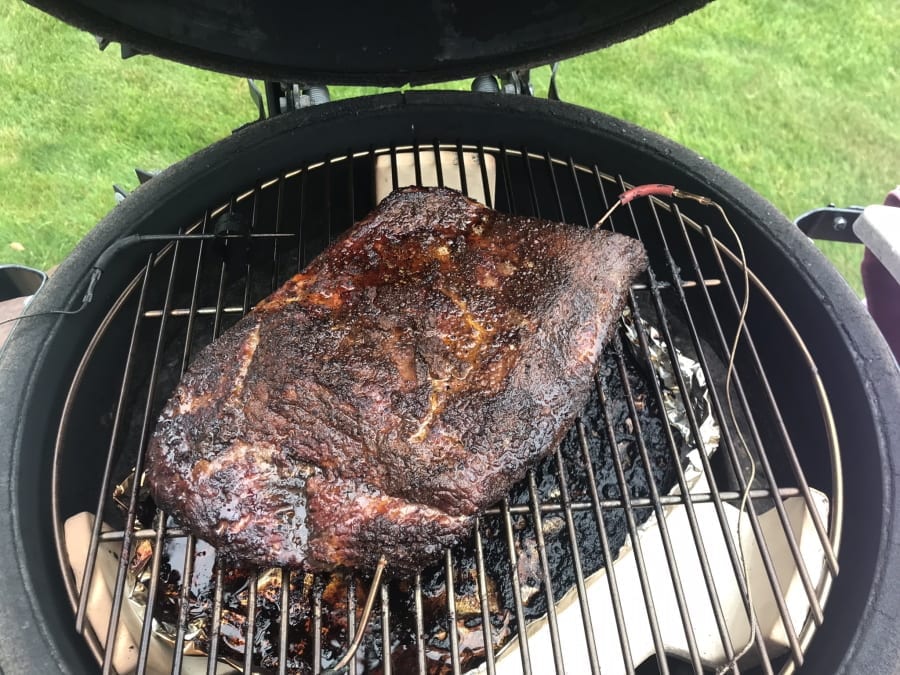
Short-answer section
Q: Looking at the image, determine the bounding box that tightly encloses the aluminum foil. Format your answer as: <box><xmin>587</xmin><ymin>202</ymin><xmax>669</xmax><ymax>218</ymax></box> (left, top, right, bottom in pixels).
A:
<box><xmin>116</xmin><ymin>480</ymin><xmax>215</xmax><ymax>664</ymax></box>
<box><xmin>127</xmin><ymin>537</ymin><xmax>210</xmax><ymax>659</ymax></box>
<box><xmin>620</xmin><ymin>307</ymin><xmax>721</xmax><ymax>473</ymax></box>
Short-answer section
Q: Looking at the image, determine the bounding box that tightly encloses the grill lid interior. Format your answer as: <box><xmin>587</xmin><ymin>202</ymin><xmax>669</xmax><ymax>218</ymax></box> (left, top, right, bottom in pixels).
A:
<box><xmin>24</xmin><ymin>0</ymin><xmax>710</xmax><ymax>86</ymax></box>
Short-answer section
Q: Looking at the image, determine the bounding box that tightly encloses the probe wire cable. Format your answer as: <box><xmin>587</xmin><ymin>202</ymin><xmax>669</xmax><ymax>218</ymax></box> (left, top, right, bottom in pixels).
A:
<box><xmin>597</xmin><ymin>184</ymin><xmax>757</xmax><ymax>674</ymax></box>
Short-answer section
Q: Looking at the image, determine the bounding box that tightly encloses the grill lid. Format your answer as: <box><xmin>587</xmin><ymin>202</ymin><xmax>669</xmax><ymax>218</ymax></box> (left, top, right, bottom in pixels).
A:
<box><xmin>24</xmin><ymin>0</ymin><xmax>710</xmax><ymax>86</ymax></box>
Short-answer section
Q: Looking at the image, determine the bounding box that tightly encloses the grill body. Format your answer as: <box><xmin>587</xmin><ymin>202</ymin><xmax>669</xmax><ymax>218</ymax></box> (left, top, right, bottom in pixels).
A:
<box><xmin>0</xmin><ymin>92</ymin><xmax>897</xmax><ymax>674</ymax></box>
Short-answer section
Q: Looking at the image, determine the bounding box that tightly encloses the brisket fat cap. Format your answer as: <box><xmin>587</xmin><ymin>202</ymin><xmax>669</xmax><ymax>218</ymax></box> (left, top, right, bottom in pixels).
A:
<box><xmin>146</xmin><ymin>186</ymin><xmax>647</xmax><ymax>572</ymax></box>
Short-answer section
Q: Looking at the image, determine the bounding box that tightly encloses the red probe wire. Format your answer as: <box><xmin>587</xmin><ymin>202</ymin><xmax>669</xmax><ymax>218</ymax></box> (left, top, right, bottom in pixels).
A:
<box><xmin>595</xmin><ymin>183</ymin><xmax>715</xmax><ymax>229</ymax></box>
<box><xmin>619</xmin><ymin>183</ymin><xmax>676</xmax><ymax>203</ymax></box>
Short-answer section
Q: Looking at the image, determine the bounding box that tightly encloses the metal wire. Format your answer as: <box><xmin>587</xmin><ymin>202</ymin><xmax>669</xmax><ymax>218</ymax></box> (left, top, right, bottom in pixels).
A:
<box><xmin>51</xmin><ymin>143</ymin><xmax>841</xmax><ymax>675</ymax></box>
<box><xmin>321</xmin><ymin>557</ymin><xmax>387</xmax><ymax>675</ymax></box>
<box><xmin>597</xmin><ymin>187</ymin><xmax>760</xmax><ymax>673</ymax></box>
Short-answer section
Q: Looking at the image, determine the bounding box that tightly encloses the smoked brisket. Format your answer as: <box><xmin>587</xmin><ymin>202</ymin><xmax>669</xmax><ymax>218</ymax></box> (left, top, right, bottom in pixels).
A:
<box><xmin>146</xmin><ymin>186</ymin><xmax>646</xmax><ymax>571</ymax></box>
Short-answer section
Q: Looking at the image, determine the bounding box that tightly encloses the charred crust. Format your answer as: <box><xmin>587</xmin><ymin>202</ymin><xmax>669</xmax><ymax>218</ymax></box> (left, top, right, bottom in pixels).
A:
<box><xmin>146</xmin><ymin>187</ymin><xmax>646</xmax><ymax>572</ymax></box>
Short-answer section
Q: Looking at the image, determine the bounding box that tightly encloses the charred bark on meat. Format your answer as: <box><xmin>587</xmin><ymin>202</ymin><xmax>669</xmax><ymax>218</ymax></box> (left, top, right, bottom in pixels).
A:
<box><xmin>145</xmin><ymin>186</ymin><xmax>647</xmax><ymax>572</ymax></box>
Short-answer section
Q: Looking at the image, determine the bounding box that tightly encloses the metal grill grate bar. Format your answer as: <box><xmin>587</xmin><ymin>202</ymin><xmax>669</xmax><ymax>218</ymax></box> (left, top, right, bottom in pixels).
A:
<box><xmin>567</xmin><ymin>157</ymin><xmax>592</xmax><ymax>228</ymax></box>
<box><xmin>138</xmin><ymin>281</ymin><xmax>726</xmax><ymax>317</ymax></box>
<box><xmin>312</xmin><ymin>578</ymin><xmax>324</xmax><ymax>673</ymax></box>
<box><xmin>297</xmin><ymin>166</ymin><xmax>310</xmax><ymax>273</ymax></box>
<box><xmin>477</xmin><ymin>145</ymin><xmax>494</xmax><ymax>209</ymax></box>
<box><xmin>93</xmin><ymin>485</ymin><xmax>812</xmax><ymax>542</ymax></box>
<box><xmin>432</xmin><ymin>141</ymin><xmax>445</xmax><ymax>187</ymax></box>
<box><xmin>595</xmin><ymin>370</ymin><xmax>671</xmax><ymax>675</ymax></box>
<box><xmin>521</xmin><ymin>148</ymin><xmax>542</xmax><ymax>217</ymax></box>
<box><xmin>473</xmin><ymin>519</ymin><xmax>498</xmax><ymax>675</ymax></box>
<box><xmin>499</xmin><ymin>147</ymin><xmax>517</xmax><ymax>214</ymax></box>
<box><xmin>270</xmin><ymin>173</ymin><xmax>288</xmax><ymax>294</ymax></box>
<box><xmin>243</xmin><ymin>572</ymin><xmax>260</xmax><ymax>674</ymax></box>
<box><xmin>553</xmin><ymin>449</ymin><xmax>601</xmax><ymax>673</ymax></box>
<box><xmin>456</xmin><ymin>144</ymin><xmax>470</xmax><ymax>196</ymax></box>
<box><xmin>414</xmin><ymin>573</ymin><xmax>426</xmax><ymax>675</ymax></box>
<box><xmin>180</xmin><ymin>212</ymin><xmax>212</xmax><ymax>373</ymax></box>
<box><xmin>278</xmin><ymin>569</ymin><xmax>292</xmax><ymax>675</ymax></box>
<box><xmin>412</xmin><ymin>145</ymin><xmax>424</xmax><ymax>189</ymax></box>
<box><xmin>526</xmin><ymin>471</ymin><xmax>567</xmax><ymax>673</ymax></box>
<box><xmin>575</xmin><ymin>419</ymin><xmax>636</xmax><ymax>673</ymax></box>
<box><xmin>445</xmin><ymin>550</ymin><xmax>463</xmax><ymax>675</ymax></box>
<box><xmin>171</xmin><ymin>535</ymin><xmax>198</xmax><ymax>674</ymax></box>
<box><xmin>501</xmin><ymin>498</ymin><xmax>534</xmax><ymax>675</ymax></box>
<box><xmin>205</xmin><ymin>567</ymin><xmax>226</xmax><ymax>675</ymax></box>
<box><xmin>544</xmin><ymin>151</ymin><xmax>566</xmax><ymax>221</ymax></box>
<box><xmin>389</xmin><ymin>146</ymin><xmax>400</xmax><ymax>193</ymax></box>
<box><xmin>346</xmin><ymin>575</ymin><xmax>358</xmax><ymax>674</ymax></box>
<box><xmin>211</xmin><ymin>241</ymin><xmax>230</xmax><ymax>338</ymax></box>
<box><xmin>380</xmin><ymin>580</ymin><xmax>392</xmax><ymax>675</ymax></box>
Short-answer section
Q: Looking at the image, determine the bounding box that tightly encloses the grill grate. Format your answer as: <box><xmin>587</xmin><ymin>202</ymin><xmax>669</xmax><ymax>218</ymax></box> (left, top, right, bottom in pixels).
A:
<box><xmin>52</xmin><ymin>143</ymin><xmax>840</xmax><ymax>675</ymax></box>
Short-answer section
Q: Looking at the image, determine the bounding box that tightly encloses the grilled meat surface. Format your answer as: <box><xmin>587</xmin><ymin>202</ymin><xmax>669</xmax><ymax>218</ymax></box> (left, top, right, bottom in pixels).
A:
<box><xmin>146</xmin><ymin>186</ymin><xmax>646</xmax><ymax>571</ymax></box>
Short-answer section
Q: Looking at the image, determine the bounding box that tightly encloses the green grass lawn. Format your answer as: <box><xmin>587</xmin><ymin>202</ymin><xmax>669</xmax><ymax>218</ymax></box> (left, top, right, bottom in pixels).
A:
<box><xmin>2</xmin><ymin>0</ymin><xmax>898</xmax><ymax>294</ymax></box>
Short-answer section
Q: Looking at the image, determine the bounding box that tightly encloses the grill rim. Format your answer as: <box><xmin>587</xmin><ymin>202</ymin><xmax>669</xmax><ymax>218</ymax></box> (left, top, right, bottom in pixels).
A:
<box><xmin>0</xmin><ymin>91</ymin><xmax>897</xmax><ymax>674</ymax></box>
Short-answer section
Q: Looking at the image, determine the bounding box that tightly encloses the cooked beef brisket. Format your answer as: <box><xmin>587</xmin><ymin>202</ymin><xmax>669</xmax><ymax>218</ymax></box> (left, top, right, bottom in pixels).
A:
<box><xmin>146</xmin><ymin>186</ymin><xmax>646</xmax><ymax>571</ymax></box>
